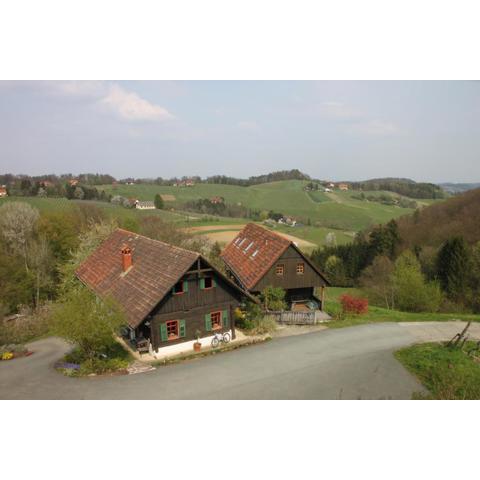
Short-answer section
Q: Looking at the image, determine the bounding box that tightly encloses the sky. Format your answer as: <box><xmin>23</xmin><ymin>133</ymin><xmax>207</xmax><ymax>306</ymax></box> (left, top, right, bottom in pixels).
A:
<box><xmin>0</xmin><ymin>81</ymin><xmax>479</xmax><ymax>183</ymax></box>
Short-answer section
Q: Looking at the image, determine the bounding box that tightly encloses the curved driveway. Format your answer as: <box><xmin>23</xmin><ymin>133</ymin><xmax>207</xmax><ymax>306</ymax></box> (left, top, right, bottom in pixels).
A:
<box><xmin>1</xmin><ymin>322</ymin><xmax>478</xmax><ymax>399</ymax></box>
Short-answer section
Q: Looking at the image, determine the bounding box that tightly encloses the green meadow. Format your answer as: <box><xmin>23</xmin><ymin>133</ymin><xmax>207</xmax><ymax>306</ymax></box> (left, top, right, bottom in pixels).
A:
<box><xmin>98</xmin><ymin>179</ymin><xmax>438</xmax><ymax>232</ymax></box>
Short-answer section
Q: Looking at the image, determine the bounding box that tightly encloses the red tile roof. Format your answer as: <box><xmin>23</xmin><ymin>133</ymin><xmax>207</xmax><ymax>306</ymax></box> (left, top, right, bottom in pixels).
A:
<box><xmin>221</xmin><ymin>223</ymin><xmax>292</xmax><ymax>290</ymax></box>
<box><xmin>76</xmin><ymin>229</ymin><xmax>199</xmax><ymax>328</ymax></box>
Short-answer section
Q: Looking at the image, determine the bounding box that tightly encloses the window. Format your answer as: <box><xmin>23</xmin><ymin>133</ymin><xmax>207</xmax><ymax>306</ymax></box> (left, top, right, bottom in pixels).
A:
<box><xmin>203</xmin><ymin>276</ymin><xmax>213</xmax><ymax>289</ymax></box>
<box><xmin>244</xmin><ymin>241</ymin><xmax>254</xmax><ymax>252</ymax></box>
<box><xmin>275</xmin><ymin>264</ymin><xmax>285</xmax><ymax>276</ymax></box>
<box><xmin>166</xmin><ymin>320</ymin><xmax>179</xmax><ymax>340</ymax></box>
<box><xmin>296</xmin><ymin>263</ymin><xmax>305</xmax><ymax>275</ymax></box>
<box><xmin>211</xmin><ymin>311</ymin><xmax>222</xmax><ymax>330</ymax></box>
<box><xmin>173</xmin><ymin>281</ymin><xmax>184</xmax><ymax>294</ymax></box>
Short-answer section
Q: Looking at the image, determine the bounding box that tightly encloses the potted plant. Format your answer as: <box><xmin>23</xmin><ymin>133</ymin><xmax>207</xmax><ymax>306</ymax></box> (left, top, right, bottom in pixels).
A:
<box><xmin>193</xmin><ymin>330</ymin><xmax>202</xmax><ymax>352</ymax></box>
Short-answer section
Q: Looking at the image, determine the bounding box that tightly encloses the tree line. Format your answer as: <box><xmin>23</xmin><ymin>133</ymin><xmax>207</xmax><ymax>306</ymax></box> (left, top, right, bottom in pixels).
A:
<box><xmin>311</xmin><ymin>210</ymin><xmax>480</xmax><ymax>313</ymax></box>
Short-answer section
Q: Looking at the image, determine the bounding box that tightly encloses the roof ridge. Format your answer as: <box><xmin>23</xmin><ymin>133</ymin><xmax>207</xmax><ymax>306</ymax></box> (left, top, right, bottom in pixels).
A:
<box><xmin>116</xmin><ymin>228</ymin><xmax>199</xmax><ymax>257</ymax></box>
<box><xmin>246</xmin><ymin>223</ymin><xmax>292</xmax><ymax>245</ymax></box>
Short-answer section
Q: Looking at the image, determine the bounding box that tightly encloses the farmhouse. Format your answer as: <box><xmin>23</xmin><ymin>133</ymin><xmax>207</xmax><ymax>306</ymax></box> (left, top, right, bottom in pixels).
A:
<box><xmin>210</xmin><ymin>196</ymin><xmax>224</xmax><ymax>204</ymax></box>
<box><xmin>338</xmin><ymin>183</ymin><xmax>349</xmax><ymax>191</ymax></box>
<box><xmin>135</xmin><ymin>200</ymin><xmax>155</xmax><ymax>210</ymax></box>
<box><xmin>221</xmin><ymin>223</ymin><xmax>329</xmax><ymax>310</ymax></box>
<box><xmin>0</xmin><ymin>186</ymin><xmax>8</xmax><ymax>197</ymax></box>
<box><xmin>76</xmin><ymin>229</ymin><xmax>254</xmax><ymax>355</ymax></box>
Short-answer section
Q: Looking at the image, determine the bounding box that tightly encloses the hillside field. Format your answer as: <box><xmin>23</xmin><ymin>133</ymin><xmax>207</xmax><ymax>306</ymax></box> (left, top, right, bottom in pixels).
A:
<box><xmin>0</xmin><ymin>195</ymin><xmax>356</xmax><ymax>250</ymax></box>
<box><xmin>2</xmin><ymin>179</ymin><xmax>443</xmax><ymax>250</ymax></box>
<box><xmin>98</xmin><ymin>180</ymin><xmax>441</xmax><ymax>231</ymax></box>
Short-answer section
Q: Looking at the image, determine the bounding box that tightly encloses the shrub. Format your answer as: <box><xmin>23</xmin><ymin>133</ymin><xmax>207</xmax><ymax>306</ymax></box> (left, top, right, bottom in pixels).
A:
<box><xmin>392</xmin><ymin>251</ymin><xmax>443</xmax><ymax>312</ymax></box>
<box><xmin>0</xmin><ymin>305</ymin><xmax>51</xmax><ymax>345</ymax></box>
<box><xmin>261</xmin><ymin>286</ymin><xmax>287</xmax><ymax>311</ymax></box>
<box><xmin>242</xmin><ymin>316</ymin><xmax>277</xmax><ymax>336</ymax></box>
<box><xmin>78</xmin><ymin>357</ymin><xmax>129</xmax><ymax>376</ymax></box>
<box><xmin>63</xmin><ymin>341</ymin><xmax>131</xmax><ymax>376</ymax></box>
<box><xmin>340</xmin><ymin>294</ymin><xmax>369</xmax><ymax>315</ymax></box>
<box><xmin>51</xmin><ymin>287</ymin><xmax>125</xmax><ymax>359</ymax></box>
<box><xmin>235</xmin><ymin>301</ymin><xmax>276</xmax><ymax>335</ymax></box>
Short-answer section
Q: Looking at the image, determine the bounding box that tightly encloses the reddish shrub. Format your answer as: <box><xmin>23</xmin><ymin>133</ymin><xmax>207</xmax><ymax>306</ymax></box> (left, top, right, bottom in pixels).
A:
<box><xmin>340</xmin><ymin>294</ymin><xmax>369</xmax><ymax>315</ymax></box>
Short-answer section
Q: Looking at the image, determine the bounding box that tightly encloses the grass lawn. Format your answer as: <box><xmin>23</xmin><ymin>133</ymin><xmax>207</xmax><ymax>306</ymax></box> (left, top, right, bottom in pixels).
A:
<box><xmin>395</xmin><ymin>342</ymin><xmax>480</xmax><ymax>399</ymax></box>
<box><xmin>324</xmin><ymin>287</ymin><xmax>479</xmax><ymax>328</ymax></box>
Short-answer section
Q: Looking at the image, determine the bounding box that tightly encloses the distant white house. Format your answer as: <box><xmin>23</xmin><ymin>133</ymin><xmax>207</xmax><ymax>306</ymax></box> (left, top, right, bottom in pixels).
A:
<box><xmin>135</xmin><ymin>200</ymin><xmax>155</xmax><ymax>210</ymax></box>
<box><xmin>325</xmin><ymin>188</ymin><xmax>332</xmax><ymax>193</ymax></box>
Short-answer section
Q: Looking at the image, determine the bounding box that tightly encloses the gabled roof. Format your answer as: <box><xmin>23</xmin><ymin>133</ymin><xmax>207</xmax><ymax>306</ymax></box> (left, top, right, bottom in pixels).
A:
<box><xmin>221</xmin><ymin>223</ymin><xmax>330</xmax><ymax>290</ymax></box>
<box><xmin>76</xmin><ymin>229</ymin><xmax>198</xmax><ymax>328</ymax></box>
<box><xmin>76</xmin><ymin>229</ymin><xmax>254</xmax><ymax>328</ymax></box>
<box><xmin>221</xmin><ymin>223</ymin><xmax>291</xmax><ymax>290</ymax></box>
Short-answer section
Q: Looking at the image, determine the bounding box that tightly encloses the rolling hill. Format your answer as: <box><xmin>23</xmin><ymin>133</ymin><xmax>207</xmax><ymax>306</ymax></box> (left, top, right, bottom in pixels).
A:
<box><xmin>397</xmin><ymin>187</ymin><xmax>480</xmax><ymax>248</ymax></box>
<box><xmin>98</xmin><ymin>179</ymin><xmax>439</xmax><ymax>232</ymax></box>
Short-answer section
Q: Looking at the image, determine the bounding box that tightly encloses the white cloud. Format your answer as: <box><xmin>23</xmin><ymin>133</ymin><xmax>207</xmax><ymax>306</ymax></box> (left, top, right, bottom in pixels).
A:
<box><xmin>0</xmin><ymin>81</ymin><xmax>173</xmax><ymax>123</ymax></box>
<box><xmin>100</xmin><ymin>84</ymin><xmax>173</xmax><ymax>122</ymax></box>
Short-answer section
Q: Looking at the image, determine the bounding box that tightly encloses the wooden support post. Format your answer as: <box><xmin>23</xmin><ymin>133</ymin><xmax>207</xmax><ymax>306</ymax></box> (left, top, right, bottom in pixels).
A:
<box><xmin>320</xmin><ymin>286</ymin><xmax>325</xmax><ymax>311</ymax></box>
<box><xmin>230</xmin><ymin>304</ymin><xmax>236</xmax><ymax>340</ymax></box>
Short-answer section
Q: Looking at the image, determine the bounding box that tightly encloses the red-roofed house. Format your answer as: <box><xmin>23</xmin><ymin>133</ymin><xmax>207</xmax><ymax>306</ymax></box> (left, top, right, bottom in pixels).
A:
<box><xmin>0</xmin><ymin>186</ymin><xmax>7</xmax><ymax>197</ymax></box>
<box><xmin>221</xmin><ymin>223</ymin><xmax>329</xmax><ymax>309</ymax></box>
<box><xmin>76</xmin><ymin>229</ymin><xmax>254</xmax><ymax>355</ymax></box>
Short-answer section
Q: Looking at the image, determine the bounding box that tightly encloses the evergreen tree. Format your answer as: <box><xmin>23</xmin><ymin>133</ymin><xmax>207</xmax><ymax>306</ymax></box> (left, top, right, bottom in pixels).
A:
<box><xmin>436</xmin><ymin>236</ymin><xmax>471</xmax><ymax>302</ymax></box>
<box><xmin>154</xmin><ymin>194</ymin><xmax>164</xmax><ymax>209</ymax></box>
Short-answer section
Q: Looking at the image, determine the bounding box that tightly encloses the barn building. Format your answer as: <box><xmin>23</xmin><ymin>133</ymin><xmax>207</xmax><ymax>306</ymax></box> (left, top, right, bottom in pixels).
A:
<box><xmin>221</xmin><ymin>223</ymin><xmax>329</xmax><ymax>311</ymax></box>
<box><xmin>135</xmin><ymin>200</ymin><xmax>155</xmax><ymax>210</ymax></box>
<box><xmin>76</xmin><ymin>229</ymin><xmax>254</xmax><ymax>355</ymax></box>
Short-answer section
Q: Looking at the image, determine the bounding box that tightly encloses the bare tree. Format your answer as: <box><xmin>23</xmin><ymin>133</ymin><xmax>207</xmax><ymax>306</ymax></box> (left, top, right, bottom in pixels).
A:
<box><xmin>359</xmin><ymin>255</ymin><xmax>396</xmax><ymax>309</ymax></box>
<box><xmin>0</xmin><ymin>202</ymin><xmax>40</xmax><ymax>272</ymax></box>
<box><xmin>28</xmin><ymin>236</ymin><xmax>54</xmax><ymax>309</ymax></box>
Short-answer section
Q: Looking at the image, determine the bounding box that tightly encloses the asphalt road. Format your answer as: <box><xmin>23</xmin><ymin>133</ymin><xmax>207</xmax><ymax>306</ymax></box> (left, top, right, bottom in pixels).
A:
<box><xmin>0</xmin><ymin>323</ymin><xmax>436</xmax><ymax>399</ymax></box>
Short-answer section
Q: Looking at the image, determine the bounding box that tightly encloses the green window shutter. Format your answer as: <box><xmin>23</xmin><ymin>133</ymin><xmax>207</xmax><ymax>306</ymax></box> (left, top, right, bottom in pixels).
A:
<box><xmin>204</xmin><ymin>313</ymin><xmax>212</xmax><ymax>331</ymax></box>
<box><xmin>160</xmin><ymin>323</ymin><xmax>168</xmax><ymax>342</ymax></box>
<box><xmin>213</xmin><ymin>277</ymin><xmax>217</xmax><ymax>287</ymax></box>
<box><xmin>200</xmin><ymin>278</ymin><xmax>205</xmax><ymax>290</ymax></box>
<box><xmin>183</xmin><ymin>280</ymin><xmax>189</xmax><ymax>293</ymax></box>
<box><xmin>179</xmin><ymin>319</ymin><xmax>186</xmax><ymax>338</ymax></box>
<box><xmin>222</xmin><ymin>310</ymin><xmax>229</xmax><ymax>329</ymax></box>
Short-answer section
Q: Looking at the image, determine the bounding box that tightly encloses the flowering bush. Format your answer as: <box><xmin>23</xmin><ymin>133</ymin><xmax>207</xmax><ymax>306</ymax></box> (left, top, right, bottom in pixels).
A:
<box><xmin>340</xmin><ymin>294</ymin><xmax>369</xmax><ymax>315</ymax></box>
<box><xmin>1</xmin><ymin>351</ymin><xmax>14</xmax><ymax>361</ymax></box>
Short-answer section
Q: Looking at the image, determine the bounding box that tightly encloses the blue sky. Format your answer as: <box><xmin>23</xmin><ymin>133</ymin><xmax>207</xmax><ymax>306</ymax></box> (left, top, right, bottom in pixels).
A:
<box><xmin>0</xmin><ymin>81</ymin><xmax>479</xmax><ymax>182</ymax></box>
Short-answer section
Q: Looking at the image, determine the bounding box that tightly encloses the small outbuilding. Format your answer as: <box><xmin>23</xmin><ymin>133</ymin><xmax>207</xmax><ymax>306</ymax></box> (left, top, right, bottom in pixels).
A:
<box><xmin>221</xmin><ymin>223</ymin><xmax>329</xmax><ymax>310</ymax></box>
<box><xmin>135</xmin><ymin>200</ymin><xmax>155</xmax><ymax>210</ymax></box>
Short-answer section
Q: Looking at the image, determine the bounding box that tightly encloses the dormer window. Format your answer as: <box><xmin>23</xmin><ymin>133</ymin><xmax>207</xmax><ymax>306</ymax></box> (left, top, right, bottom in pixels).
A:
<box><xmin>173</xmin><ymin>280</ymin><xmax>185</xmax><ymax>295</ymax></box>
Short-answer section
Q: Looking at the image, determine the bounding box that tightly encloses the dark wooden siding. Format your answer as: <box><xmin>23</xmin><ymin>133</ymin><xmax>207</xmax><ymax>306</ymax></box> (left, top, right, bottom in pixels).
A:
<box><xmin>252</xmin><ymin>246</ymin><xmax>326</xmax><ymax>293</ymax></box>
<box><xmin>155</xmin><ymin>273</ymin><xmax>241</xmax><ymax>314</ymax></box>
<box><xmin>149</xmin><ymin>266</ymin><xmax>242</xmax><ymax>350</ymax></box>
<box><xmin>150</xmin><ymin>301</ymin><xmax>237</xmax><ymax>351</ymax></box>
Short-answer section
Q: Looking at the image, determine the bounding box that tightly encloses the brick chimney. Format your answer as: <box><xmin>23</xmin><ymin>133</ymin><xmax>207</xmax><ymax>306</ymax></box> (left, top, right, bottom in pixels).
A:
<box><xmin>121</xmin><ymin>245</ymin><xmax>132</xmax><ymax>272</ymax></box>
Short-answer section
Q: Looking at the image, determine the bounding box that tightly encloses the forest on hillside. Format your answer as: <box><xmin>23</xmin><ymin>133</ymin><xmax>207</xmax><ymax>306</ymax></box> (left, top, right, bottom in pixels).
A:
<box><xmin>348</xmin><ymin>178</ymin><xmax>446</xmax><ymax>199</ymax></box>
<box><xmin>311</xmin><ymin>188</ymin><xmax>480</xmax><ymax>314</ymax></box>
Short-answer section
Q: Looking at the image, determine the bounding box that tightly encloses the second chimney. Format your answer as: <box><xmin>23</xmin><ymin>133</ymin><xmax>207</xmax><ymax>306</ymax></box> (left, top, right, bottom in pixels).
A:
<box><xmin>121</xmin><ymin>245</ymin><xmax>132</xmax><ymax>272</ymax></box>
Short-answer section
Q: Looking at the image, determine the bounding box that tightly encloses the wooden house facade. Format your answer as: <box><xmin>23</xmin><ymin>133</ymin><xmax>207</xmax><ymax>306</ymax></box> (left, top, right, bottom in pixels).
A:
<box><xmin>221</xmin><ymin>223</ymin><xmax>329</xmax><ymax>309</ymax></box>
<box><xmin>76</xmin><ymin>229</ymin><xmax>253</xmax><ymax>354</ymax></box>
